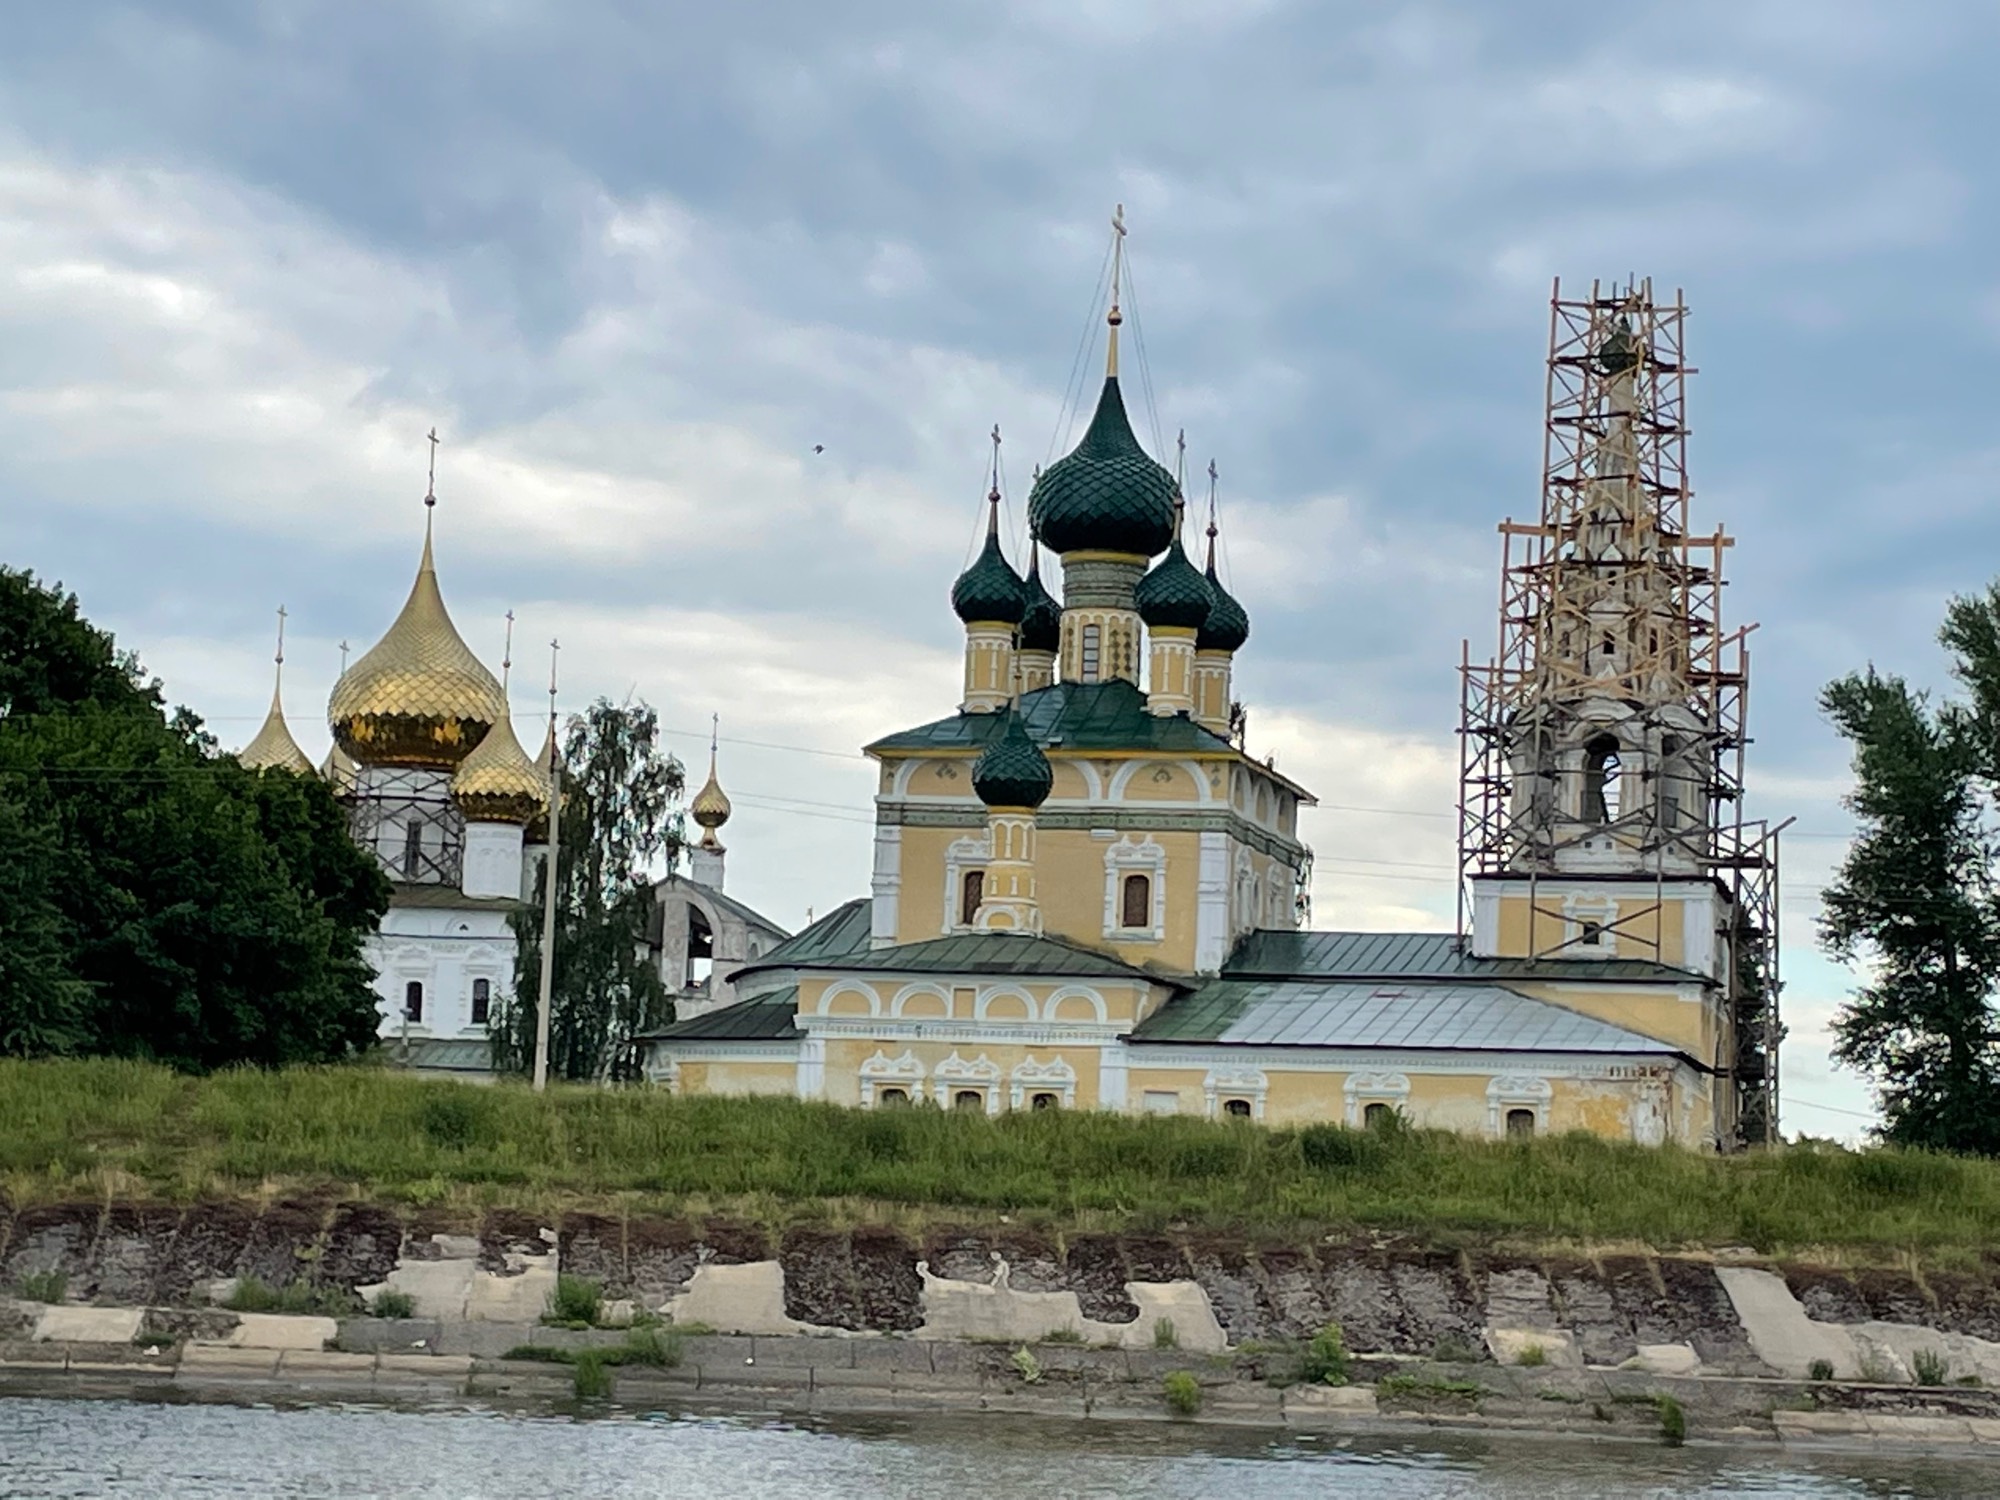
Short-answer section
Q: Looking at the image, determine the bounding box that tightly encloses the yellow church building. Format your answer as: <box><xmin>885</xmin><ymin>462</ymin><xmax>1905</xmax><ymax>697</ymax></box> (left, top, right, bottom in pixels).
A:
<box><xmin>643</xmin><ymin>273</ymin><xmax>1782</xmax><ymax>1150</ymax></box>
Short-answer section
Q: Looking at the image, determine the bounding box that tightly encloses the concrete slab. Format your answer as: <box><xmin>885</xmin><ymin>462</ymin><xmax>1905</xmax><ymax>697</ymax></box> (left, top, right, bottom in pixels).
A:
<box><xmin>465</xmin><ymin>1263</ymin><xmax>558</xmax><ymax>1324</ymax></box>
<box><xmin>849</xmin><ymin>1340</ymin><xmax>932</xmax><ymax>1374</ymax></box>
<box><xmin>377</xmin><ymin>1353</ymin><xmax>474</xmax><ymax>1376</ymax></box>
<box><xmin>1484</xmin><ymin>1327</ymin><xmax>1580</xmax><ymax>1370</ymax></box>
<box><xmin>223</xmin><ymin>1314</ymin><xmax>338</xmax><ymax>1351</ymax></box>
<box><xmin>33</xmin><ymin>1307</ymin><xmax>143</xmax><ymax>1344</ymax></box>
<box><xmin>1862</xmin><ymin>1414</ymin><xmax>1977</xmax><ymax>1444</ymax></box>
<box><xmin>1966</xmin><ymin>1418</ymin><xmax>2000</xmax><ymax>1444</ymax></box>
<box><xmin>179</xmin><ymin>1345</ymin><xmax>280</xmax><ymax>1376</ymax></box>
<box><xmin>1716</xmin><ymin>1267</ymin><xmax>1857</xmax><ymax>1380</ymax></box>
<box><xmin>431</xmin><ymin>1321</ymin><xmax>538</xmax><ymax>1359</ymax></box>
<box><xmin>752</xmin><ymin>1334</ymin><xmax>850</xmax><ymax>1368</ymax></box>
<box><xmin>369</xmin><ymin>1259</ymin><xmax>476</xmax><ymax>1322</ymax></box>
<box><xmin>806</xmin><ymin>1365</ymin><xmax>898</xmax><ymax>1391</ymax></box>
<box><xmin>1629</xmin><ymin>1343</ymin><xmax>1702</xmax><ymax>1377</ymax></box>
<box><xmin>1773</xmin><ymin>1410</ymin><xmax>1869</xmax><ymax>1438</ymax></box>
<box><xmin>335</xmin><ymin>1318</ymin><xmax>442</xmax><ymax>1354</ymax></box>
<box><xmin>669</xmin><ymin>1262</ymin><xmax>827</xmax><ymax>1337</ymax></box>
<box><xmin>1284</xmin><ymin>1384</ymin><xmax>1379</xmax><ymax>1415</ymax></box>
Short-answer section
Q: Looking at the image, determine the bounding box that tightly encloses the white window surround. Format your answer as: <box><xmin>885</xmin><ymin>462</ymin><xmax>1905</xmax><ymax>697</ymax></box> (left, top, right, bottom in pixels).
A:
<box><xmin>1103</xmin><ymin>836</ymin><xmax>1167</xmax><ymax>942</ymax></box>
<box><xmin>859</xmin><ymin>1048</ymin><xmax>927</xmax><ymax>1107</ymax></box>
<box><xmin>1561</xmin><ymin>892</ymin><xmax>1619</xmax><ymax>958</ymax></box>
<box><xmin>932</xmin><ymin>1050</ymin><xmax>1003</xmax><ymax>1114</ymax></box>
<box><xmin>1343</xmin><ymin>1070</ymin><xmax>1411</xmax><ymax>1126</ymax></box>
<box><xmin>1486</xmin><ymin>1074</ymin><xmax>1553</xmax><ymax>1136</ymax></box>
<box><xmin>1202</xmin><ymin>1066</ymin><xmax>1269</xmax><ymax>1120</ymax></box>
<box><xmin>1141</xmin><ymin>1089</ymin><xmax>1180</xmax><ymax>1116</ymax></box>
<box><xmin>1009</xmin><ymin>1056</ymin><xmax>1078</xmax><ymax>1110</ymax></box>
<box><xmin>942</xmin><ymin>833</ymin><xmax>993</xmax><ymax>934</ymax></box>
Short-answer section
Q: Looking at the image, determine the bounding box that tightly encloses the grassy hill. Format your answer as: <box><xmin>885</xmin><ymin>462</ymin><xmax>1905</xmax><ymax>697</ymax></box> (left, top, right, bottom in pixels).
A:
<box><xmin>1</xmin><ymin>1059</ymin><xmax>1988</xmax><ymax>1262</ymax></box>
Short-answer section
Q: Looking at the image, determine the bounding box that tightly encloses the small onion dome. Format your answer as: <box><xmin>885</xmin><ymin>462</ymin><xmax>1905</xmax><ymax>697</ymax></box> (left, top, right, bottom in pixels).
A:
<box><xmin>329</xmin><ymin>524</ymin><xmax>506</xmax><ymax>769</ymax></box>
<box><xmin>320</xmin><ymin>740</ymin><xmax>358</xmax><ymax>798</ymax></box>
<box><xmin>452</xmin><ymin>707</ymin><xmax>546</xmax><ymax>825</ymax></box>
<box><xmin>1198</xmin><ymin>535</ymin><xmax>1251</xmax><ymax>653</ymax></box>
<box><xmin>524</xmin><ymin>720</ymin><xmax>557</xmax><ymax>844</ymax></box>
<box><xmin>1018</xmin><ymin>545</ymin><xmax>1061</xmax><ymax>654</ymax></box>
<box><xmin>950</xmin><ymin>501</ymin><xmax>1026</xmax><ymax>625</ymax></box>
<box><xmin>1135</xmin><ymin>533</ymin><xmax>1214</xmax><ymax>630</ymax></box>
<box><xmin>972</xmin><ymin>707</ymin><xmax>1052</xmax><ymax>810</ymax></box>
<box><xmin>690</xmin><ymin>755</ymin><xmax>732</xmax><ymax>850</ymax></box>
<box><xmin>239</xmin><ymin>688</ymin><xmax>315</xmax><ymax>776</ymax></box>
<box><xmin>1027</xmin><ymin>376</ymin><xmax>1178</xmax><ymax>558</ymax></box>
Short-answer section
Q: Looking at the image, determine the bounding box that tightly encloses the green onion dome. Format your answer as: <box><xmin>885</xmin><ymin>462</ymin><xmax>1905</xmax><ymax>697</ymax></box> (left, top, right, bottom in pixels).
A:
<box><xmin>950</xmin><ymin>500</ymin><xmax>1026</xmax><ymax>625</ymax></box>
<box><xmin>1198</xmin><ymin>542</ymin><xmax>1251</xmax><ymax>653</ymax></box>
<box><xmin>1136</xmin><ymin>532</ymin><xmax>1214</xmax><ymax>630</ymax></box>
<box><xmin>972</xmin><ymin>707</ymin><xmax>1053</xmax><ymax>810</ymax></box>
<box><xmin>1027</xmin><ymin>377</ymin><xmax>1178</xmax><ymax>557</ymax></box>
<box><xmin>1019</xmin><ymin>544</ymin><xmax>1061</xmax><ymax>653</ymax></box>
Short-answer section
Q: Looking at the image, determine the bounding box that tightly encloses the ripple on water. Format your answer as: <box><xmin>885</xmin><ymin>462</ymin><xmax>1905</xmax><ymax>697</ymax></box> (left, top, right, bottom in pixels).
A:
<box><xmin>0</xmin><ymin>1395</ymin><xmax>1994</xmax><ymax>1499</ymax></box>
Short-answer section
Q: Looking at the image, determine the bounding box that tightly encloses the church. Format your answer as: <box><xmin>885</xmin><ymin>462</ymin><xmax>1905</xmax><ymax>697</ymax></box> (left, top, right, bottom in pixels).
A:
<box><xmin>641</xmin><ymin>270</ymin><xmax>1783</xmax><ymax>1150</ymax></box>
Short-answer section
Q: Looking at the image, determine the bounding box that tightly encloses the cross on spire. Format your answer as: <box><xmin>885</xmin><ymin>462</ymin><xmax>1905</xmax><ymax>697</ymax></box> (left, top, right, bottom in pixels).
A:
<box><xmin>425</xmin><ymin>427</ymin><xmax>440</xmax><ymax>508</ymax></box>
<box><xmin>338</xmin><ymin>639</ymin><xmax>350</xmax><ymax>678</ymax></box>
<box><xmin>502</xmin><ymin>609</ymin><xmax>515</xmax><ymax>692</ymax></box>
<box><xmin>1106</xmin><ymin>203</ymin><xmax>1127</xmax><ymax>377</ymax></box>
<box><xmin>274</xmin><ymin>605</ymin><xmax>288</xmax><ymax>667</ymax></box>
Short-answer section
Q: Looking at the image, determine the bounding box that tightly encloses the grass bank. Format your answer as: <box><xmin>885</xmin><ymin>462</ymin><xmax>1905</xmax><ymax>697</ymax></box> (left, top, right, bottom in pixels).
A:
<box><xmin>1</xmin><ymin>1059</ymin><xmax>1991</xmax><ymax>1259</ymax></box>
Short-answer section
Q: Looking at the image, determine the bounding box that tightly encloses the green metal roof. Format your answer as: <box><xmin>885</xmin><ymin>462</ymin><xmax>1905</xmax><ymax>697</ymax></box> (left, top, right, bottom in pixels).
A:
<box><xmin>1135</xmin><ymin>535</ymin><xmax>1214</xmax><ymax>630</ymax></box>
<box><xmin>749</xmin><ymin>898</ymin><xmax>875</xmax><ymax>968</ymax></box>
<box><xmin>388</xmin><ymin>885</ymin><xmax>522</xmax><ymax>913</ymax></box>
<box><xmin>868</xmin><ymin>679</ymin><xmax>1233</xmax><ymax>757</ymax></box>
<box><xmin>1027</xmin><ymin>376</ymin><xmax>1178</xmax><ymax>557</ymax></box>
<box><xmin>950</xmin><ymin>520</ymin><xmax>1026</xmax><ymax>624</ymax></box>
<box><xmin>1132</xmin><ymin>977</ymin><xmax>1682</xmax><ymax>1057</ymax></box>
<box><xmin>973</xmin><ymin>707</ymin><xmax>1053</xmax><ymax>809</ymax></box>
<box><xmin>1223</xmin><ymin>929</ymin><xmax>1706</xmax><ymax>984</ymax></box>
<box><xmin>1198</xmin><ymin>551</ymin><xmax>1250</xmax><ymax>652</ymax></box>
<box><xmin>769</xmin><ymin>929</ymin><xmax>1164</xmax><ymax>983</ymax></box>
<box><xmin>642</xmin><ymin>985</ymin><xmax>801</xmax><ymax>1042</ymax></box>
<box><xmin>382</xmin><ymin>1038</ymin><xmax>497</xmax><ymax>1072</ymax></box>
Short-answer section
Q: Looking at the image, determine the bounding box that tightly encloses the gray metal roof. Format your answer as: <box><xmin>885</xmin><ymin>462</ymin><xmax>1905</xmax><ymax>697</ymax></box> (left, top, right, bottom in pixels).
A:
<box><xmin>1224</xmin><ymin>929</ymin><xmax>1704</xmax><ymax>984</ymax></box>
<box><xmin>746</xmin><ymin>898</ymin><xmax>875</xmax><ymax>969</ymax></box>
<box><xmin>641</xmin><ymin>985</ymin><xmax>801</xmax><ymax>1042</ymax></box>
<box><xmin>1133</xmin><ymin>978</ymin><xmax>1679</xmax><ymax>1055</ymax></box>
<box><xmin>653</xmin><ymin>873</ymin><xmax>790</xmax><ymax>939</ymax></box>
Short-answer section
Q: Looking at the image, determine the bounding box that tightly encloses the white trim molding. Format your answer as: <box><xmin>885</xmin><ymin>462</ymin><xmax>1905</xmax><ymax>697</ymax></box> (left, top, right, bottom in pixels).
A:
<box><xmin>1102</xmin><ymin>835</ymin><xmax>1167</xmax><ymax>942</ymax></box>
<box><xmin>932</xmin><ymin>1050</ymin><xmax>1003</xmax><ymax>1114</ymax></box>
<box><xmin>858</xmin><ymin>1048</ymin><xmax>926</xmax><ymax>1107</ymax></box>
<box><xmin>1202</xmin><ymin>1065</ymin><xmax>1269</xmax><ymax>1120</ymax></box>
<box><xmin>1343</xmin><ymin>1070</ymin><xmax>1411</xmax><ymax>1126</ymax></box>
<box><xmin>869</xmin><ymin>824</ymin><xmax>903</xmax><ymax>948</ymax></box>
<box><xmin>1486</xmin><ymin>1073</ymin><xmax>1553</xmax><ymax>1136</ymax></box>
<box><xmin>1009</xmin><ymin>1056</ymin><xmax>1078</xmax><ymax>1110</ymax></box>
<box><xmin>942</xmin><ymin>833</ymin><xmax>993</xmax><ymax>934</ymax></box>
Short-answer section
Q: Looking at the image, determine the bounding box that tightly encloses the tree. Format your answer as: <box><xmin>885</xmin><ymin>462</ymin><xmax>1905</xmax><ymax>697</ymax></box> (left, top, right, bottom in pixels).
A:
<box><xmin>494</xmin><ymin>697</ymin><xmax>684</xmax><ymax>1081</ymax></box>
<box><xmin>1819</xmin><ymin>664</ymin><xmax>2000</xmax><ymax>1154</ymax></box>
<box><xmin>0</xmin><ymin>566</ymin><xmax>391</xmax><ymax>1067</ymax></box>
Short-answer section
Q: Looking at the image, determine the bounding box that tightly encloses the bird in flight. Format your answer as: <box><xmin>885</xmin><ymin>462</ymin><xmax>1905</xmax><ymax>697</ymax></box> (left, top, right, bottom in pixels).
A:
<box><xmin>812</xmin><ymin>444</ymin><xmax>825</xmax><ymax>454</ymax></box>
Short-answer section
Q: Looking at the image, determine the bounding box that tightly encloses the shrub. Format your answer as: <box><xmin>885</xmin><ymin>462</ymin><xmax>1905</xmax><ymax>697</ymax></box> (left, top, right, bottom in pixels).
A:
<box><xmin>1010</xmin><ymin>1346</ymin><xmax>1043</xmax><ymax>1384</ymax></box>
<box><xmin>1913</xmin><ymin>1348</ymin><xmax>1950</xmax><ymax>1386</ymax></box>
<box><xmin>370</xmin><ymin>1290</ymin><xmax>416</xmax><ymax>1319</ymax></box>
<box><xmin>1516</xmin><ymin>1342</ymin><xmax>1548</xmax><ymax>1368</ymax></box>
<box><xmin>1431</xmin><ymin>1336</ymin><xmax>1481</xmax><ymax>1364</ymax></box>
<box><xmin>1300</xmin><ymin>1322</ymin><xmax>1350</xmax><ymax>1386</ymax></box>
<box><xmin>546</xmin><ymin>1274</ymin><xmax>604</xmax><ymax>1328</ymax></box>
<box><xmin>13</xmin><ymin>1271</ymin><xmax>66</xmax><ymax>1304</ymax></box>
<box><xmin>571</xmin><ymin>1350</ymin><xmax>613</xmax><ymax>1400</ymax></box>
<box><xmin>1163</xmin><ymin>1370</ymin><xmax>1202</xmax><ymax>1417</ymax></box>
<box><xmin>1808</xmin><ymin>1358</ymin><xmax>1835</xmax><ymax>1382</ymax></box>
<box><xmin>1153</xmin><ymin>1318</ymin><xmax>1178</xmax><ymax>1350</ymax></box>
<box><xmin>223</xmin><ymin>1276</ymin><xmax>351</xmax><ymax>1317</ymax></box>
<box><xmin>1656</xmin><ymin>1393</ymin><xmax>1686</xmax><ymax>1447</ymax></box>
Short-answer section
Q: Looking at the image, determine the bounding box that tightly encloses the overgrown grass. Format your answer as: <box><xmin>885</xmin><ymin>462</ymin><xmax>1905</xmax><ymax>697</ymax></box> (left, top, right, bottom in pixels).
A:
<box><xmin>222</xmin><ymin>1276</ymin><xmax>354</xmax><ymax>1318</ymax></box>
<box><xmin>369</xmin><ymin>1290</ymin><xmax>416</xmax><ymax>1319</ymax></box>
<box><xmin>1162</xmin><ymin>1370</ymin><xmax>1202</xmax><ymax>1417</ymax></box>
<box><xmin>13</xmin><ymin>1271</ymin><xmax>66</xmax><ymax>1303</ymax></box>
<box><xmin>545</xmin><ymin>1275</ymin><xmax>603</xmax><ymax>1328</ymax></box>
<box><xmin>6</xmin><ymin>1059</ymin><xmax>2000</xmax><ymax>1255</ymax></box>
<box><xmin>498</xmin><ymin>1327</ymin><xmax>683</xmax><ymax>1400</ymax></box>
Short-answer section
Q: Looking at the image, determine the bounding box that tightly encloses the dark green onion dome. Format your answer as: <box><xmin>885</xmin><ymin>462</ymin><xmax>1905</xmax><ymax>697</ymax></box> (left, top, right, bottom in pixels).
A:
<box><xmin>950</xmin><ymin>500</ymin><xmax>1026</xmax><ymax>625</ymax></box>
<box><xmin>1027</xmin><ymin>377</ymin><xmax>1178</xmax><ymax>557</ymax></box>
<box><xmin>1197</xmin><ymin>530</ymin><xmax>1251</xmax><ymax>652</ymax></box>
<box><xmin>972</xmin><ymin>707</ymin><xmax>1053</xmax><ymax>809</ymax></box>
<box><xmin>1019</xmin><ymin>544</ymin><xmax>1061</xmax><ymax>653</ymax></box>
<box><xmin>1135</xmin><ymin>530</ymin><xmax>1214</xmax><ymax>630</ymax></box>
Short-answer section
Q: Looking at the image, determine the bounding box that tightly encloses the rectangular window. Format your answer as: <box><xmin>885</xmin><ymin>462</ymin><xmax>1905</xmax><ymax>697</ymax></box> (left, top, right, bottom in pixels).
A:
<box><xmin>471</xmin><ymin>978</ymin><xmax>490</xmax><ymax>1025</ymax></box>
<box><xmin>403</xmin><ymin>981</ymin><xmax>423</xmax><ymax>1023</ymax></box>
<box><xmin>1121</xmin><ymin>873</ymin><xmax>1152</xmax><ymax>930</ymax></box>
<box><xmin>960</xmin><ymin>869</ymin><xmax>984</xmax><ymax>925</ymax></box>
<box><xmin>1080</xmin><ymin>623</ymin><xmax>1101</xmax><ymax>681</ymax></box>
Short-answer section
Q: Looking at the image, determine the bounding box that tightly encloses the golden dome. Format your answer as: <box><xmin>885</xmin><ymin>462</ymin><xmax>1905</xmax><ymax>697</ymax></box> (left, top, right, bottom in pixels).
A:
<box><xmin>328</xmin><ymin>519</ymin><xmax>505</xmax><ymax>768</ymax></box>
<box><xmin>320</xmin><ymin>739</ymin><xmax>357</xmax><ymax>798</ymax></box>
<box><xmin>240</xmin><ymin>682</ymin><xmax>315</xmax><ymax>777</ymax></box>
<box><xmin>453</xmin><ymin>704</ymin><xmax>546</xmax><ymax>825</ymax></box>
<box><xmin>690</xmin><ymin>731</ymin><xmax>731</xmax><ymax>850</ymax></box>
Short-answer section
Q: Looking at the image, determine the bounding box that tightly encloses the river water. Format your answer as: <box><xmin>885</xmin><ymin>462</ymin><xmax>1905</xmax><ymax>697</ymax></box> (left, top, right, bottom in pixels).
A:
<box><xmin>1</xmin><ymin>1395</ymin><xmax>1995</xmax><ymax>1498</ymax></box>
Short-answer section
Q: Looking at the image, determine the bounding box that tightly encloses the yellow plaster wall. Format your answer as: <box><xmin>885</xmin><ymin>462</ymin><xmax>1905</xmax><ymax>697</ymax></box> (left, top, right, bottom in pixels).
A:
<box><xmin>820</xmin><ymin>1036</ymin><xmax>1107</xmax><ymax>1110</ymax></box>
<box><xmin>1119</xmin><ymin>761</ymin><xmax>1205</xmax><ymax>802</ymax></box>
<box><xmin>1488</xmin><ymin>891</ymin><xmax>1689</xmax><ymax>965</ymax></box>
<box><xmin>796</xmin><ymin>974</ymin><xmax>1157</xmax><ymax>1028</ymax></box>
<box><xmin>673</xmin><ymin>1059</ymin><xmax>797</xmax><ymax>1098</ymax></box>
<box><xmin>1509</xmin><ymin>980</ymin><xmax>1715</xmax><ymax>1058</ymax></box>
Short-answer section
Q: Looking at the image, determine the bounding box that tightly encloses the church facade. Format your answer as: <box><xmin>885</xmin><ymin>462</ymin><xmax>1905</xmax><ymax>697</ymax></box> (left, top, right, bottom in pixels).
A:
<box><xmin>644</xmin><ymin>274</ymin><xmax>1780</xmax><ymax>1149</ymax></box>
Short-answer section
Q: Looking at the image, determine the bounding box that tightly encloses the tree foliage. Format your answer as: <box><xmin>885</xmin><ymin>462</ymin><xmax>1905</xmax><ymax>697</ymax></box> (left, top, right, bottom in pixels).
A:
<box><xmin>1820</xmin><ymin>584</ymin><xmax>2000</xmax><ymax>1154</ymax></box>
<box><xmin>0</xmin><ymin>567</ymin><xmax>391</xmax><ymax>1068</ymax></box>
<box><xmin>494</xmin><ymin>698</ymin><xmax>683</xmax><ymax>1081</ymax></box>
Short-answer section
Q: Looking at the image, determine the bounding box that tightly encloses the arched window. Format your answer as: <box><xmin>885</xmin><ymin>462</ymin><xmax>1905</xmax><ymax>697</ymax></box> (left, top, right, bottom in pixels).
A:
<box><xmin>1223</xmin><ymin>1098</ymin><xmax>1253</xmax><ymax>1119</ymax></box>
<box><xmin>1363</xmin><ymin>1101</ymin><xmax>1391</xmax><ymax>1129</ymax></box>
<box><xmin>1080</xmin><ymin>623</ymin><xmax>1102</xmax><ymax>681</ymax></box>
<box><xmin>1031</xmin><ymin>1092</ymin><xmax>1059</xmax><ymax>1111</ymax></box>
<box><xmin>686</xmin><ymin>904</ymin><xmax>714</xmax><ymax>988</ymax></box>
<box><xmin>1658</xmin><ymin>735</ymin><xmax>1681</xmax><ymax>827</ymax></box>
<box><xmin>403</xmin><ymin>981</ymin><xmax>423</xmax><ymax>1023</ymax></box>
<box><xmin>470</xmin><ymin>978</ymin><xmax>490</xmax><ymax>1025</ymax></box>
<box><xmin>402</xmin><ymin>820</ymin><xmax>423</xmax><ymax>879</ymax></box>
<box><xmin>960</xmin><ymin>869</ymin><xmax>985</xmax><ymax>926</ymax></box>
<box><xmin>953</xmin><ymin>1090</ymin><xmax>985</xmax><ymax>1113</ymax></box>
<box><xmin>1506</xmin><ymin>1108</ymin><xmax>1537</xmax><ymax>1139</ymax></box>
<box><xmin>1582</xmin><ymin>735</ymin><xmax>1620</xmax><ymax>823</ymax></box>
<box><xmin>877</xmin><ymin>1087</ymin><xmax>910</xmax><ymax>1109</ymax></box>
<box><xmin>1120</xmin><ymin>873</ymin><xmax>1151</xmax><ymax>930</ymax></box>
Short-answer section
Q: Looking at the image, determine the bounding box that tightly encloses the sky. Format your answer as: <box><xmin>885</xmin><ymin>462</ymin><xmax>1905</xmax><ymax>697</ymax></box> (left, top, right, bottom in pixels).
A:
<box><xmin>7</xmin><ymin>1</ymin><xmax>1998</xmax><ymax>1140</ymax></box>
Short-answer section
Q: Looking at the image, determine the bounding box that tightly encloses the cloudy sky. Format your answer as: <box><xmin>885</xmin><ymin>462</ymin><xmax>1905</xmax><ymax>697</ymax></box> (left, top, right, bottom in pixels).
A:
<box><xmin>8</xmin><ymin>0</ymin><xmax>1997</xmax><ymax>1137</ymax></box>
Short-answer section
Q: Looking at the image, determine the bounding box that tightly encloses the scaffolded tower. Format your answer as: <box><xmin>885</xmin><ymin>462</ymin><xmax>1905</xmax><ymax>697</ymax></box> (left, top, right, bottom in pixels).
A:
<box><xmin>1456</xmin><ymin>279</ymin><xmax>1784</xmax><ymax>1144</ymax></box>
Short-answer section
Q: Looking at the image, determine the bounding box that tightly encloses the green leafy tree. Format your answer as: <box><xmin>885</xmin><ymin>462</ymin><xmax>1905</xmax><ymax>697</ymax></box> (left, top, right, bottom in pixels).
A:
<box><xmin>1819</xmin><ymin>664</ymin><xmax>2000</xmax><ymax>1153</ymax></box>
<box><xmin>495</xmin><ymin>698</ymin><xmax>684</xmax><ymax>1081</ymax></box>
<box><xmin>0</xmin><ymin>567</ymin><xmax>390</xmax><ymax>1067</ymax></box>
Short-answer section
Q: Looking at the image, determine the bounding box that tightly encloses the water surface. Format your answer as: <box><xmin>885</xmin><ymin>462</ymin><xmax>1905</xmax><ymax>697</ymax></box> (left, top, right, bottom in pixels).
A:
<box><xmin>2</xmin><ymin>1395</ymin><xmax>1994</xmax><ymax>1498</ymax></box>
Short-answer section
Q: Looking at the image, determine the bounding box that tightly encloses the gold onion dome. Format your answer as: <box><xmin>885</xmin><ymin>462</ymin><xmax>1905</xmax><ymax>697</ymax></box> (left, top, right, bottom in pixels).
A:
<box><xmin>320</xmin><ymin>740</ymin><xmax>358</xmax><ymax>797</ymax></box>
<box><xmin>240</xmin><ymin>685</ymin><xmax>315</xmax><ymax>776</ymax></box>
<box><xmin>524</xmin><ymin>719</ymin><xmax>559</xmax><ymax>843</ymax></box>
<box><xmin>691</xmin><ymin>731</ymin><xmax>731</xmax><ymax>849</ymax></box>
<box><xmin>328</xmin><ymin>520</ymin><xmax>506</xmax><ymax>768</ymax></box>
<box><xmin>453</xmin><ymin>705</ymin><xmax>546</xmax><ymax>825</ymax></box>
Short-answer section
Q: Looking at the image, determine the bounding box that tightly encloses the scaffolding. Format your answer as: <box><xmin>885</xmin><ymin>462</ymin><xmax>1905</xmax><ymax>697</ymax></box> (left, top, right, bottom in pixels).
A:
<box><xmin>1455</xmin><ymin>278</ymin><xmax>1783</xmax><ymax>1145</ymax></box>
<box><xmin>347</xmin><ymin>766</ymin><xmax>466</xmax><ymax>888</ymax></box>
